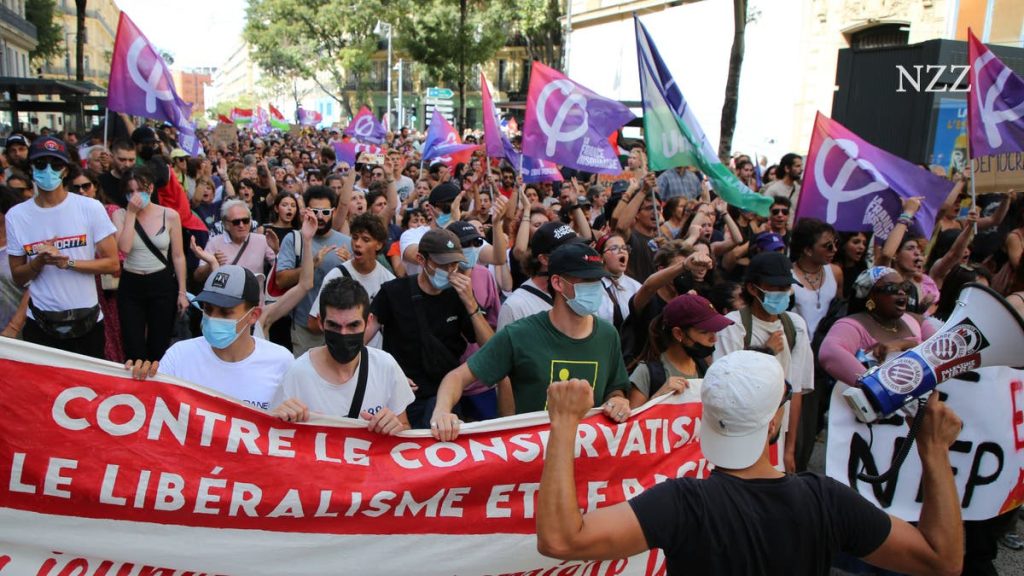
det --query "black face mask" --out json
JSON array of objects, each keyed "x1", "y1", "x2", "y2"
[
  {"x1": 672, "y1": 272, "x2": 694, "y2": 295},
  {"x1": 324, "y1": 330, "x2": 364, "y2": 364},
  {"x1": 139, "y1": 146, "x2": 157, "y2": 161},
  {"x1": 682, "y1": 340, "x2": 716, "y2": 360}
]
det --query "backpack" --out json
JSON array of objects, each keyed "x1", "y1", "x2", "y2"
[
  {"x1": 740, "y1": 307, "x2": 796, "y2": 351},
  {"x1": 646, "y1": 356, "x2": 708, "y2": 395}
]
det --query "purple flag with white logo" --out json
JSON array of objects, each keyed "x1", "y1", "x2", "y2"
[
  {"x1": 796, "y1": 113, "x2": 953, "y2": 241},
  {"x1": 107, "y1": 12, "x2": 202, "y2": 156},
  {"x1": 344, "y1": 106, "x2": 387, "y2": 145},
  {"x1": 968, "y1": 29, "x2": 1024, "y2": 158},
  {"x1": 422, "y1": 108, "x2": 479, "y2": 162},
  {"x1": 523, "y1": 61, "x2": 635, "y2": 175}
]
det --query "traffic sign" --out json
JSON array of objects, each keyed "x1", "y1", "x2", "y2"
[{"x1": 427, "y1": 87, "x2": 454, "y2": 99}]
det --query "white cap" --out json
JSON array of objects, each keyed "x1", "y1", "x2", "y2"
[{"x1": 700, "y1": 351, "x2": 785, "y2": 469}]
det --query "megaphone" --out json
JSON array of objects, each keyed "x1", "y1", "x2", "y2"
[{"x1": 843, "y1": 283, "x2": 1024, "y2": 424}]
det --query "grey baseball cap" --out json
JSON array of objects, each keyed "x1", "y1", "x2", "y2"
[{"x1": 193, "y1": 265, "x2": 260, "y2": 308}]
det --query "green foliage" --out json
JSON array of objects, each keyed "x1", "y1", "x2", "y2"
[
  {"x1": 396, "y1": 0, "x2": 506, "y2": 86},
  {"x1": 505, "y1": 0, "x2": 562, "y2": 67},
  {"x1": 26, "y1": 0, "x2": 64, "y2": 64},
  {"x1": 244, "y1": 0, "x2": 386, "y2": 114}
]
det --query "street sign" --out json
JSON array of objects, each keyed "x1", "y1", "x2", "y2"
[{"x1": 427, "y1": 87, "x2": 454, "y2": 99}]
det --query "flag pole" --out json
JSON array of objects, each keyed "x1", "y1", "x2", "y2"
[
  {"x1": 966, "y1": 112, "x2": 978, "y2": 235},
  {"x1": 103, "y1": 108, "x2": 109, "y2": 149}
]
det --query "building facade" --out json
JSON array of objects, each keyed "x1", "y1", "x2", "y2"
[
  {"x1": 0, "y1": 0, "x2": 37, "y2": 78},
  {"x1": 172, "y1": 67, "x2": 213, "y2": 120},
  {"x1": 40, "y1": 0, "x2": 119, "y2": 85}
]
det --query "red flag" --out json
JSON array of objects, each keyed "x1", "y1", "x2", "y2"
[
  {"x1": 217, "y1": 114, "x2": 232, "y2": 124},
  {"x1": 269, "y1": 104, "x2": 285, "y2": 121}
]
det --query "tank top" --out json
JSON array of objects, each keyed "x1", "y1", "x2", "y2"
[
  {"x1": 791, "y1": 264, "x2": 837, "y2": 336},
  {"x1": 124, "y1": 210, "x2": 170, "y2": 274}
]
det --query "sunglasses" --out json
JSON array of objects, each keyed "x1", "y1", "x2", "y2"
[
  {"x1": 819, "y1": 241, "x2": 837, "y2": 251},
  {"x1": 68, "y1": 182, "x2": 94, "y2": 193},
  {"x1": 875, "y1": 282, "x2": 912, "y2": 295},
  {"x1": 772, "y1": 208, "x2": 789, "y2": 216},
  {"x1": 284, "y1": 179, "x2": 297, "y2": 184},
  {"x1": 32, "y1": 158, "x2": 66, "y2": 171},
  {"x1": 465, "y1": 237, "x2": 485, "y2": 248},
  {"x1": 228, "y1": 217, "x2": 251, "y2": 226},
  {"x1": 779, "y1": 381, "x2": 793, "y2": 409},
  {"x1": 310, "y1": 207, "x2": 334, "y2": 217}
]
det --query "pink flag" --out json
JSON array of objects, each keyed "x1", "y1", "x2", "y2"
[
  {"x1": 480, "y1": 73, "x2": 505, "y2": 158},
  {"x1": 968, "y1": 29, "x2": 1024, "y2": 158},
  {"x1": 107, "y1": 12, "x2": 201, "y2": 155},
  {"x1": 523, "y1": 61, "x2": 634, "y2": 174},
  {"x1": 297, "y1": 107, "x2": 323, "y2": 127},
  {"x1": 344, "y1": 106, "x2": 387, "y2": 145},
  {"x1": 422, "y1": 108, "x2": 479, "y2": 164}
]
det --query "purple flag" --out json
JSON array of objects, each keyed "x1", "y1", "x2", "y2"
[
  {"x1": 332, "y1": 141, "x2": 383, "y2": 167},
  {"x1": 796, "y1": 113, "x2": 953, "y2": 241},
  {"x1": 480, "y1": 73, "x2": 506, "y2": 158},
  {"x1": 968, "y1": 29, "x2": 1024, "y2": 158},
  {"x1": 523, "y1": 61, "x2": 635, "y2": 175},
  {"x1": 251, "y1": 107, "x2": 271, "y2": 136},
  {"x1": 344, "y1": 106, "x2": 387, "y2": 145},
  {"x1": 107, "y1": 13, "x2": 202, "y2": 156},
  {"x1": 422, "y1": 108, "x2": 479, "y2": 162}
]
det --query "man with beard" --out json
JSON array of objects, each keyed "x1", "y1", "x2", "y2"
[
  {"x1": 497, "y1": 164, "x2": 516, "y2": 198},
  {"x1": 98, "y1": 140, "x2": 136, "y2": 204},
  {"x1": 3, "y1": 134, "x2": 30, "y2": 181},
  {"x1": 763, "y1": 153, "x2": 804, "y2": 212},
  {"x1": 613, "y1": 169, "x2": 660, "y2": 282},
  {"x1": 275, "y1": 185, "x2": 353, "y2": 356}
]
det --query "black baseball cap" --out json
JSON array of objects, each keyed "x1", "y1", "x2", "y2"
[
  {"x1": 28, "y1": 136, "x2": 70, "y2": 163},
  {"x1": 447, "y1": 220, "x2": 484, "y2": 247},
  {"x1": 131, "y1": 126, "x2": 159, "y2": 145},
  {"x1": 531, "y1": 221, "x2": 580, "y2": 257},
  {"x1": 548, "y1": 243, "x2": 609, "y2": 280},
  {"x1": 429, "y1": 182, "x2": 460, "y2": 206},
  {"x1": 418, "y1": 228, "x2": 465, "y2": 265},
  {"x1": 193, "y1": 265, "x2": 261, "y2": 308},
  {"x1": 745, "y1": 252, "x2": 800, "y2": 286},
  {"x1": 5, "y1": 134, "x2": 29, "y2": 148}
]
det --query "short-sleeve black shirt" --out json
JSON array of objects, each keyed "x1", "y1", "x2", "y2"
[{"x1": 629, "y1": 471, "x2": 892, "y2": 575}]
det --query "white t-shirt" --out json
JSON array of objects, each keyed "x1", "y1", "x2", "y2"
[
  {"x1": 497, "y1": 278, "x2": 552, "y2": 330},
  {"x1": 159, "y1": 336, "x2": 294, "y2": 411},
  {"x1": 597, "y1": 275, "x2": 642, "y2": 326},
  {"x1": 713, "y1": 310, "x2": 814, "y2": 394},
  {"x1": 399, "y1": 226, "x2": 430, "y2": 276},
  {"x1": 310, "y1": 261, "x2": 395, "y2": 348},
  {"x1": 6, "y1": 192, "x2": 116, "y2": 318},
  {"x1": 271, "y1": 347, "x2": 414, "y2": 418}
]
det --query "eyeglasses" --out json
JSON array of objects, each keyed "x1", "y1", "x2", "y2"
[
  {"x1": 228, "y1": 217, "x2": 251, "y2": 226},
  {"x1": 32, "y1": 158, "x2": 66, "y2": 171},
  {"x1": 310, "y1": 207, "x2": 334, "y2": 217},
  {"x1": 603, "y1": 245, "x2": 631, "y2": 254},
  {"x1": 68, "y1": 182, "x2": 94, "y2": 193},
  {"x1": 772, "y1": 208, "x2": 789, "y2": 216},
  {"x1": 779, "y1": 381, "x2": 793, "y2": 409},
  {"x1": 875, "y1": 282, "x2": 912, "y2": 295}
]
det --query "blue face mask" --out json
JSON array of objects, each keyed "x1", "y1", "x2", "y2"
[
  {"x1": 435, "y1": 212, "x2": 452, "y2": 227},
  {"x1": 137, "y1": 192, "x2": 151, "y2": 209},
  {"x1": 566, "y1": 280, "x2": 605, "y2": 317},
  {"x1": 32, "y1": 166, "x2": 63, "y2": 192},
  {"x1": 460, "y1": 246, "x2": 480, "y2": 270},
  {"x1": 428, "y1": 266, "x2": 451, "y2": 291},
  {"x1": 757, "y1": 287, "x2": 791, "y2": 315},
  {"x1": 201, "y1": 309, "x2": 253, "y2": 349}
]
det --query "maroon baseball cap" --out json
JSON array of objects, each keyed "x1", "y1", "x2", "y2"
[{"x1": 663, "y1": 294, "x2": 733, "y2": 332}]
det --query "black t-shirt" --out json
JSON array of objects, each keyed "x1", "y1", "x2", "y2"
[
  {"x1": 99, "y1": 171, "x2": 124, "y2": 206},
  {"x1": 370, "y1": 276, "x2": 475, "y2": 397},
  {"x1": 629, "y1": 471, "x2": 892, "y2": 576},
  {"x1": 627, "y1": 229, "x2": 657, "y2": 283}
]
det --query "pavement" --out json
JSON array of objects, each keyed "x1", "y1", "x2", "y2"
[{"x1": 807, "y1": 436, "x2": 1024, "y2": 575}]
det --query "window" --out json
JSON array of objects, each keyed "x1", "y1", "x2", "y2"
[{"x1": 849, "y1": 24, "x2": 910, "y2": 50}]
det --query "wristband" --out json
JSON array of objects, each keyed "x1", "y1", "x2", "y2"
[{"x1": 470, "y1": 306, "x2": 485, "y2": 317}]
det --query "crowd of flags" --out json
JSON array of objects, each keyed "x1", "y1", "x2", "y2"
[{"x1": 107, "y1": 8, "x2": 1024, "y2": 233}]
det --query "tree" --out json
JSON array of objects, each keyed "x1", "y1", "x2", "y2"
[
  {"x1": 75, "y1": 0, "x2": 86, "y2": 81},
  {"x1": 718, "y1": 0, "x2": 749, "y2": 163},
  {"x1": 244, "y1": 0, "x2": 385, "y2": 118},
  {"x1": 507, "y1": 0, "x2": 561, "y2": 69},
  {"x1": 26, "y1": 0, "x2": 63, "y2": 65},
  {"x1": 397, "y1": 0, "x2": 507, "y2": 131}
]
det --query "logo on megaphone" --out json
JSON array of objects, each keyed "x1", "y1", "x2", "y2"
[{"x1": 844, "y1": 283, "x2": 1024, "y2": 423}]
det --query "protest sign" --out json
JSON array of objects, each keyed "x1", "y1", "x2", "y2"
[
  {"x1": 209, "y1": 124, "x2": 237, "y2": 150},
  {"x1": 971, "y1": 152, "x2": 1024, "y2": 194},
  {"x1": 827, "y1": 369, "x2": 1024, "y2": 521}
]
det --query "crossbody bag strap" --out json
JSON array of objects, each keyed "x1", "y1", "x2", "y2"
[
  {"x1": 230, "y1": 234, "x2": 252, "y2": 265},
  {"x1": 133, "y1": 219, "x2": 170, "y2": 269},
  {"x1": 520, "y1": 284, "x2": 554, "y2": 306},
  {"x1": 347, "y1": 347, "x2": 370, "y2": 419}
]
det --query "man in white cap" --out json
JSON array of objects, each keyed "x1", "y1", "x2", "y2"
[{"x1": 535, "y1": 350, "x2": 965, "y2": 575}]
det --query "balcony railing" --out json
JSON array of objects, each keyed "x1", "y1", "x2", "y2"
[{"x1": 0, "y1": 4, "x2": 38, "y2": 40}]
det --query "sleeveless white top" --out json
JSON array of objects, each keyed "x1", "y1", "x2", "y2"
[{"x1": 791, "y1": 264, "x2": 837, "y2": 337}]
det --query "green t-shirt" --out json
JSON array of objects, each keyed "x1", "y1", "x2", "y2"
[{"x1": 468, "y1": 312, "x2": 629, "y2": 414}]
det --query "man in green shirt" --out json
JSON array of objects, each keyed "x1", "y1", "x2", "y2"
[{"x1": 430, "y1": 243, "x2": 631, "y2": 440}]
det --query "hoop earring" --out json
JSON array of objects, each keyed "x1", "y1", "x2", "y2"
[{"x1": 865, "y1": 299, "x2": 876, "y2": 311}]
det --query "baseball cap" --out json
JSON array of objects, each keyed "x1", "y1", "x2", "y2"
[
  {"x1": 752, "y1": 232, "x2": 786, "y2": 253},
  {"x1": 548, "y1": 243, "x2": 609, "y2": 280},
  {"x1": 663, "y1": 294, "x2": 733, "y2": 332},
  {"x1": 418, "y1": 228, "x2": 465, "y2": 265},
  {"x1": 429, "y1": 182, "x2": 460, "y2": 206},
  {"x1": 745, "y1": 252, "x2": 800, "y2": 286},
  {"x1": 28, "y1": 136, "x2": 70, "y2": 163},
  {"x1": 131, "y1": 126, "x2": 159, "y2": 145},
  {"x1": 700, "y1": 350, "x2": 786, "y2": 469},
  {"x1": 447, "y1": 220, "x2": 484, "y2": 247},
  {"x1": 531, "y1": 221, "x2": 579, "y2": 257},
  {"x1": 5, "y1": 134, "x2": 29, "y2": 148},
  {"x1": 193, "y1": 265, "x2": 261, "y2": 308},
  {"x1": 170, "y1": 148, "x2": 189, "y2": 159}
]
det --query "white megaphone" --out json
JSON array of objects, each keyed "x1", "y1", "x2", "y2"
[{"x1": 843, "y1": 283, "x2": 1024, "y2": 423}]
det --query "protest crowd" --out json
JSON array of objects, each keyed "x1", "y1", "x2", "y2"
[{"x1": 3, "y1": 27, "x2": 1024, "y2": 575}]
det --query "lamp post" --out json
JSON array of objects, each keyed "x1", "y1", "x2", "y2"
[
  {"x1": 374, "y1": 21, "x2": 393, "y2": 129},
  {"x1": 395, "y1": 59, "x2": 403, "y2": 129}
]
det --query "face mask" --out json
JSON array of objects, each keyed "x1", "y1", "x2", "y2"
[
  {"x1": 324, "y1": 330, "x2": 364, "y2": 364},
  {"x1": 137, "y1": 192, "x2": 151, "y2": 209},
  {"x1": 201, "y1": 308, "x2": 252, "y2": 349},
  {"x1": 435, "y1": 212, "x2": 452, "y2": 227},
  {"x1": 428, "y1": 266, "x2": 451, "y2": 291},
  {"x1": 681, "y1": 336, "x2": 716, "y2": 360},
  {"x1": 32, "y1": 166, "x2": 63, "y2": 192},
  {"x1": 566, "y1": 280, "x2": 604, "y2": 317},
  {"x1": 757, "y1": 288, "x2": 790, "y2": 315},
  {"x1": 460, "y1": 246, "x2": 480, "y2": 270}
]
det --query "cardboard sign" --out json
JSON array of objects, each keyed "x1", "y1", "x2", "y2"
[
  {"x1": 209, "y1": 123, "x2": 237, "y2": 150},
  {"x1": 971, "y1": 152, "x2": 1024, "y2": 194}
]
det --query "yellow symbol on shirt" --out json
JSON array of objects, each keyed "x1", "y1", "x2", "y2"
[
  {"x1": 559, "y1": 368, "x2": 570, "y2": 381},
  {"x1": 550, "y1": 360, "x2": 599, "y2": 385}
]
